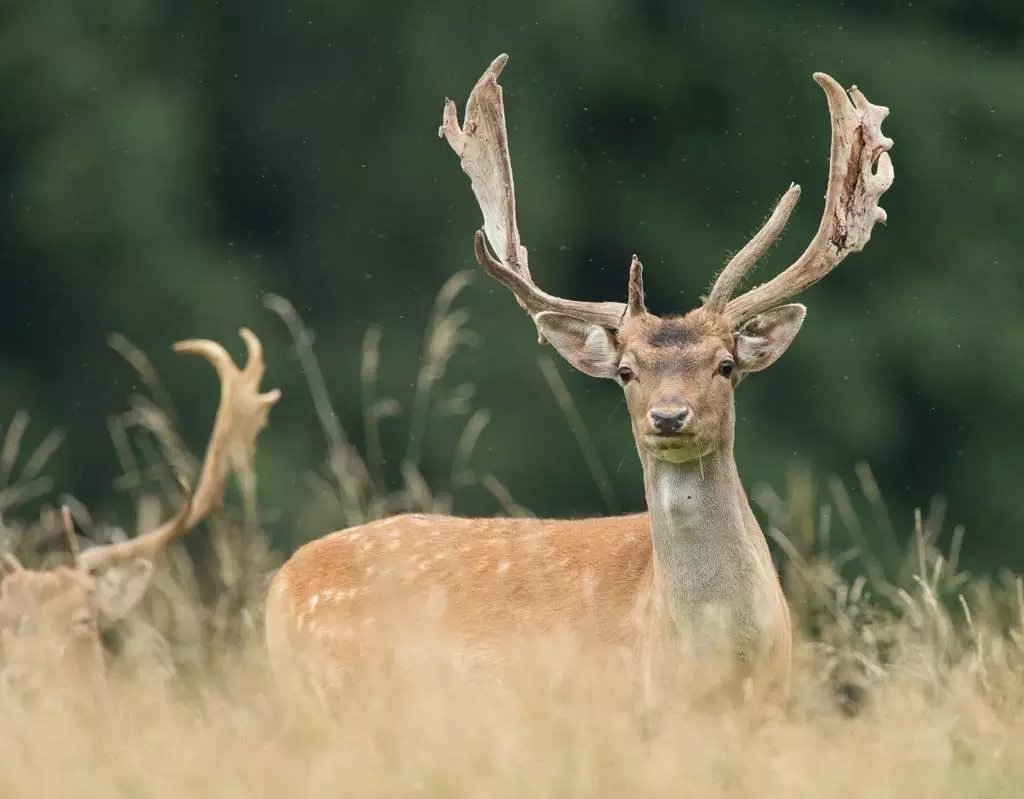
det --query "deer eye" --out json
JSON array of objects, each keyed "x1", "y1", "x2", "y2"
[
  {"x1": 617, "y1": 365, "x2": 635, "y2": 384},
  {"x1": 718, "y1": 359, "x2": 735, "y2": 379}
]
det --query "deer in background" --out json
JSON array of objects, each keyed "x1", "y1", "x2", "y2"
[
  {"x1": 0, "y1": 329, "x2": 280, "y2": 698},
  {"x1": 265, "y1": 54, "x2": 893, "y2": 708}
]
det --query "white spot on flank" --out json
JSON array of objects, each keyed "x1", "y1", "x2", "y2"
[
  {"x1": 582, "y1": 570, "x2": 597, "y2": 604},
  {"x1": 309, "y1": 595, "x2": 320, "y2": 611},
  {"x1": 497, "y1": 559, "x2": 510, "y2": 574}
]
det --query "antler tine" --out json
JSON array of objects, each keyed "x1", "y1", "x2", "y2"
[
  {"x1": 441, "y1": 54, "x2": 629, "y2": 340},
  {"x1": 704, "y1": 184, "x2": 802, "y2": 313},
  {"x1": 627, "y1": 255, "x2": 646, "y2": 318},
  {"x1": 172, "y1": 329, "x2": 281, "y2": 526},
  {"x1": 722, "y1": 73, "x2": 894, "y2": 324},
  {"x1": 60, "y1": 505, "x2": 80, "y2": 566},
  {"x1": 77, "y1": 330, "x2": 280, "y2": 572},
  {"x1": 239, "y1": 327, "x2": 268, "y2": 383}
]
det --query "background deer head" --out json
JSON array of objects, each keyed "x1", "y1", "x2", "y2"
[{"x1": 0, "y1": 330, "x2": 280, "y2": 699}]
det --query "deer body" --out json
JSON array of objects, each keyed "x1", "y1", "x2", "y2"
[
  {"x1": 266, "y1": 460, "x2": 790, "y2": 704},
  {"x1": 267, "y1": 54, "x2": 892, "y2": 707},
  {"x1": 265, "y1": 513, "x2": 652, "y2": 696},
  {"x1": 267, "y1": 312, "x2": 791, "y2": 704}
]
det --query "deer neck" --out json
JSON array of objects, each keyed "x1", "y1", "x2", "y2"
[{"x1": 639, "y1": 446, "x2": 759, "y2": 628}]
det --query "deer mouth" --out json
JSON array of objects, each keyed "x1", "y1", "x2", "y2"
[
  {"x1": 643, "y1": 431, "x2": 706, "y2": 463},
  {"x1": 649, "y1": 433, "x2": 686, "y2": 443},
  {"x1": 645, "y1": 428, "x2": 694, "y2": 442},
  {"x1": 646, "y1": 432, "x2": 693, "y2": 449}
]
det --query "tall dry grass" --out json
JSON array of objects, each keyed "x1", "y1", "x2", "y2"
[{"x1": 2, "y1": 275, "x2": 1024, "y2": 797}]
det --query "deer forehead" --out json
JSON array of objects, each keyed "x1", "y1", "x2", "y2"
[{"x1": 619, "y1": 311, "x2": 733, "y2": 372}]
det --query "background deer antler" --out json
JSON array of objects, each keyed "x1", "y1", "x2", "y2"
[{"x1": 77, "y1": 329, "x2": 280, "y2": 573}]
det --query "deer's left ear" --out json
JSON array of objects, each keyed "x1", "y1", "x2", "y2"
[{"x1": 734, "y1": 303, "x2": 806, "y2": 374}]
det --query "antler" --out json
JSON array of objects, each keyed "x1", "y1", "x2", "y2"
[
  {"x1": 77, "y1": 329, "x2": 281, "y2": 572},
  {"x1": 60, "y1": 506, "x2": 80, "y2": 567},
  {"x1": 705, "y1": 73, "x2": 894, "y2": 324},
  {"x1": 440, "y1": 54, "x2": 631, "y2": 340}
]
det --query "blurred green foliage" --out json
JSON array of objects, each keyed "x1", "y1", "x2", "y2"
[{"x1": 1, "y1": 0, "x2": 1021, "y2": 571}]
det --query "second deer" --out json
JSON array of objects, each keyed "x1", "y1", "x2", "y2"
[
  {"x1": 265, "y1": 55, "x2": 894, "y2": 709},
  {"x1": 0, "y1": 329, "x2": 280, "y2": 700}
]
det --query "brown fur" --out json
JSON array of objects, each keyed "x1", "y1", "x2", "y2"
[
  {"x1": 617, "y1": 310, "x2": 736, "y2": 458},
  {"x1": 266, "y1": 513, "x2": 652, "y2": 701}
]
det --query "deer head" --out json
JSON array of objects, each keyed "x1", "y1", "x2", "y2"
[
  {"x1": 0, "y1": 329, "x2": 280, "y2": 697},
  {"x1": 440, "y1": 55, "x2": 893, "y2": 466}
]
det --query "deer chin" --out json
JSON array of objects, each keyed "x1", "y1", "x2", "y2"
[{"x1": 643, "y1": 434, "x2": 707, "y2": 464}]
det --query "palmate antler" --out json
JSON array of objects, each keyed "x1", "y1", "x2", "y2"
[
  {"x1": 441, "y1": 55, "x2": 893, "y2": 333},
  {"x1": 706, "y1": 74, "x2": 894, "y2": 324},
  {"x1": 439, "y1": 54, "x2": 632, "y2": 342}
]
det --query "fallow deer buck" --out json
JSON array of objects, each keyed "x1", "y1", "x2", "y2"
[
  {"x1": 0, "y1": 329, "x2": 280, "y2": 698},
  {"x1": 265, "y1": 54, "x2": 893, "y2": 708}
]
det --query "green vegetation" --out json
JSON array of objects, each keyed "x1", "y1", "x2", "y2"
[{"x1": 2, "y1": 0, "x2": 1022, "y2": 571}]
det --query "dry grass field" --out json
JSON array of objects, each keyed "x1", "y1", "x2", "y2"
[
  {"x1": 2, "y1": 574, "x2": 1023, "y2": 799},
  {"x1": 2, "y1": 277, "x2": 1022, "y2": 797}
]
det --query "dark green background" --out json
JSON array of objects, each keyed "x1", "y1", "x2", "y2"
[{"x1": 2, "y1": 1, "x2": 1021, "y2": 572}]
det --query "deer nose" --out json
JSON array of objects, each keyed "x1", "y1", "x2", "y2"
[{"x1": 649, "y1": 405, "x2": 690, "y2": 434}]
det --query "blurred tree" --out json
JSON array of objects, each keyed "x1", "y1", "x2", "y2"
[{"x1": 0, "y1": 0, "x2": 1021, "y2": 573}]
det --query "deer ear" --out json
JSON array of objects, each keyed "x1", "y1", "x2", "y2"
[
  {"x1": 92, "y1": 558, "x2": 155, "y2": 628},
  {"x1": 533, "y1": 312, "x2": 620, "y2": 379},
  {"x1": 734, "y1": 304, "x2": 806, "y2": 374}
]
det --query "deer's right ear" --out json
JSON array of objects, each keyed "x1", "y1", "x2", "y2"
[{"x1": 534, "y1": 312, "x2": 620, "y2": 379}]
